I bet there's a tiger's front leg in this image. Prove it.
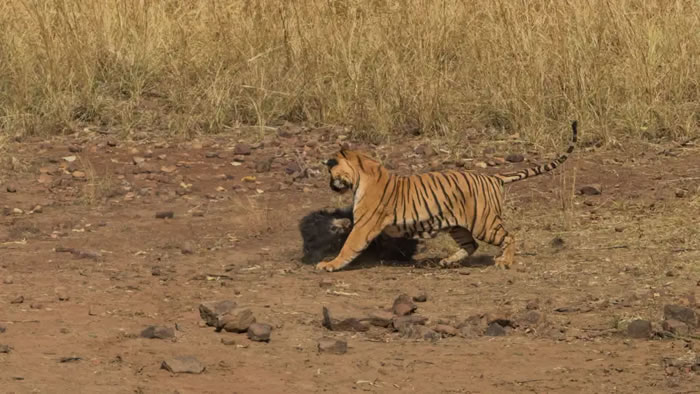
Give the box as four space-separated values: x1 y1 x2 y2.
315 224 384 272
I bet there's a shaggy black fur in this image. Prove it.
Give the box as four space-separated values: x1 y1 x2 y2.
299 206 418 265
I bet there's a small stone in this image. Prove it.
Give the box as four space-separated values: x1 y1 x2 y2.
317 338 347 354
663 304 697 327
526 300 539 310
247 323 271 342
415 144 436 157
55 287 70 301
662 320 689 336
319 278 334 288
155 211 174 219
675 189 686 198
435 324 458 337
412 294 427 303
579 184 602 196
72 171 86 179
399 324 440 341
392 294 417 316
30 303 43 310
221 338 237 346
205 152 220 159
221 309 256 333
486 160 497 167
132 156 146 165
68 145 82 153
161 356 205 374
506 153 525 163
199 300 237 328
234 144 252 156
11 295 24 304
255 158 273 173
0 344 11 353
519 310 544 326
3 276 13 285
485 322 507 336
6 185 17 193
140 325 175 339
627 319 652 339
474 161 488 169
0 325 6 333
180 242 194 255
366 310 394 328
392 315 429 330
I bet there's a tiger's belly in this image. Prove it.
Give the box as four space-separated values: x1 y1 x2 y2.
383 218 449 240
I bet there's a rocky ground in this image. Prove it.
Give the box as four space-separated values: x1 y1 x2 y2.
0 124 699 393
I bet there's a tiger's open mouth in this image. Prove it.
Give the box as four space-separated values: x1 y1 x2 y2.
330 178 351 193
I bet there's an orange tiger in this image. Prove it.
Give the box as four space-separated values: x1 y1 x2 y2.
316 121 578 272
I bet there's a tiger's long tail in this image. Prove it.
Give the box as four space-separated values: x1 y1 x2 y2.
495 121 577 185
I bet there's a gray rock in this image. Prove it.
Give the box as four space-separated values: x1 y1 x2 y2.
0 344 11 353
506 153 525 163
247 323 271 342
199 300 237 328
663 304 698 327
485 322 507 336
234 144 252 156
399 324 439 341
366 310 394 328
627 319 652 339
579 184 602 196
317 338 347 354
392 315 429 331
392 294 417 316
662 319 690 336
161 356 205 374
412 294 428 303
221 308 256 333
140 325 175 339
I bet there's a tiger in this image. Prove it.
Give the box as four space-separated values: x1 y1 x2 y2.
315 121 578 272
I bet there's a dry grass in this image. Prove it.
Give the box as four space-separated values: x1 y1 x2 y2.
1 0 698 147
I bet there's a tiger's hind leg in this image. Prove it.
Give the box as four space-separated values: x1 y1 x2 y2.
439 227 479 268
477 217 515 269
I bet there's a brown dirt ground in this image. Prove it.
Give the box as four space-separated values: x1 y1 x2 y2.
1 126 699 393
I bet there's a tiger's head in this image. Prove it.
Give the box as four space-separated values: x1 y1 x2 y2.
321 149 380 194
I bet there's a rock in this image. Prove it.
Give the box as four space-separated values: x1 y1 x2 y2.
6 185 17 193
518 310 544 326
662 320 689 336
0 344 11 353
398 324 440 341
322 307 369 332
3 276 13 285
526 300 539 310
485 322 507 336
434 324 458 337
68 145 82 153
412 294 428 303
392 315 429 330
10 295 24 304
247 323 271 342
392 294 417 316
72 171 86 179
414 144 436 157
579 184 602 196
221 338 237 346
161 356 205 374
366 310 394 328
675 189 686 198
0 325 5 333
132 156 146 165
234 144 252 156
663 305 697 327
155 211 174 219
140 325 175 339
627 319 652 339
55 287 70 301
205 152 220 159
486 160 497 167
221 309 256 333
474 161 488 169
199 300 237 328
318 278 334 288
317 338 347 354
30 303 43 309
506 153 525 163
180 242 194 255
255 158 273 173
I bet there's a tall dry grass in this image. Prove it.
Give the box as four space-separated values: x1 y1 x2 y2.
0 0 698 147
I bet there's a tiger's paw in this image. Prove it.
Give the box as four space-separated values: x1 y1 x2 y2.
315 260 340 272
438 258 461 269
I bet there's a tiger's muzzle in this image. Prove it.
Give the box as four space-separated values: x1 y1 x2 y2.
330 178 352 193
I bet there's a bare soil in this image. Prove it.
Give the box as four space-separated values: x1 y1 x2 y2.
1 127 698 393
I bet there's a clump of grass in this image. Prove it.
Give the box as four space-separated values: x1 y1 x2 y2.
0 0 698 147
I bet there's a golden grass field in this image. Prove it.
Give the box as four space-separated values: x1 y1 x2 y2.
0 0 698 147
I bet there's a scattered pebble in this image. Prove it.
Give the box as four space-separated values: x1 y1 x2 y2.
234 144 252 156
0 325 6 334
161 356 205 374
474 161 488 169
3 276 13 285
663 304 697 327
140 325 175 339
247 323 271 342
221 308 256 333
155 211 174 219
0 344 12 353
6 185 17 193
180 242 194 255
199 300 237 328
627 319 651 339
392 294 417 316
506 153 525 163
221 338 237 346
412 294 428 303
317 338 347 355
10 295 24 304
579 184 602 196
55 287 70 301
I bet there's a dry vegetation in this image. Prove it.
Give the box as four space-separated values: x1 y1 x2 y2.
1 0 698 147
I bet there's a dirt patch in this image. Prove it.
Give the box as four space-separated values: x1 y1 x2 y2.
1 128 699 392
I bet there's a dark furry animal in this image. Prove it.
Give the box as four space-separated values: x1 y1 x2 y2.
299 206 418 265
